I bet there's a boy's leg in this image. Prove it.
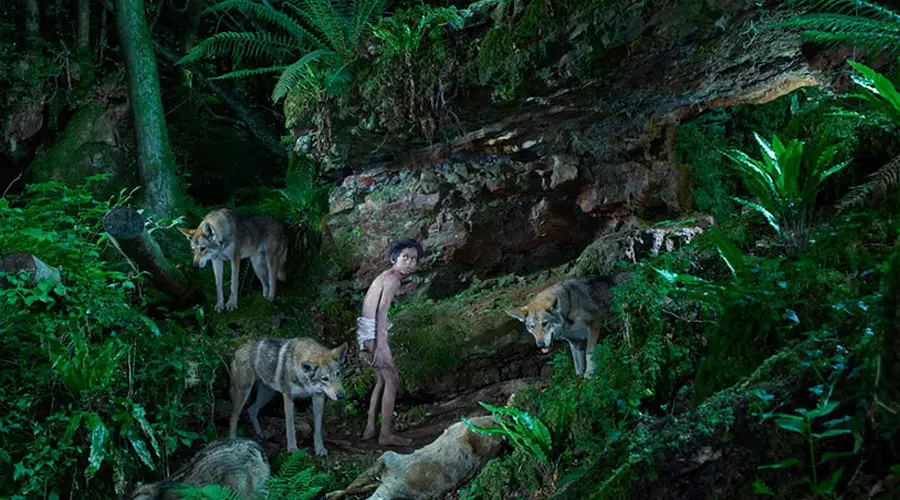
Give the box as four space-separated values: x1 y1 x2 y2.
362 339 383 441
378 363 412 447
363 370 384 440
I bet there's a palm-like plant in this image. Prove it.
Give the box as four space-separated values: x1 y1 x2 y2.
179 0 392 108
722 132 850 251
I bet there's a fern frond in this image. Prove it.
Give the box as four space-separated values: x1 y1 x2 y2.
271 49 338 102
788 0 900 22
170 483 242 500
265 451 331 500
295 0 352 55
202 0 321 48
209 64 287 80
772 0 900 56
351 0 392 48
177 31 308 65
801 31 900 57
283 1 342 52
836 153 900 213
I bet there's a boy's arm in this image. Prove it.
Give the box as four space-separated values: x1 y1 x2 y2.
372 276 399 363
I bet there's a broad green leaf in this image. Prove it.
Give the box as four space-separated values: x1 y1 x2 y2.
138 315 161 336
811 428 851 440
83 412 108 478
758 458 801 469
774 418 806 434
807 400 839 419
132 404 161 457
127 429 155 470
64 412 83 445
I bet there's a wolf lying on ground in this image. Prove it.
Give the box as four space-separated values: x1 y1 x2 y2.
128 438 270 500
325 415 504 500
506 276 615 377
178 208 287 312
230 337 348 456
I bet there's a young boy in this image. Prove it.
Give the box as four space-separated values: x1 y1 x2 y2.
358 238 423 446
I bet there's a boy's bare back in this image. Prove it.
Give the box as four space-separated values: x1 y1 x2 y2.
360 269 401 321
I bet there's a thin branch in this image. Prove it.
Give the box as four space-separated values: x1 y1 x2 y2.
3 173 23 198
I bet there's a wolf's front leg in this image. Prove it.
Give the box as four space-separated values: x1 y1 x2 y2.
283 394 298 452
312 394 328 456
212 259 226 312
568 340 587 376
226 256 240 311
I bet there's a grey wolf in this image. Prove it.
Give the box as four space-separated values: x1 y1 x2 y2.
178 208 287 312
506 276 615 376
359 238 423 447
325 415 504 500
128 438 270 500
229 337 348 456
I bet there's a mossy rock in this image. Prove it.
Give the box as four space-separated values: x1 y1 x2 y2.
28 104 136 198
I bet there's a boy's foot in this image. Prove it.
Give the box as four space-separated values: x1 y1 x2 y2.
378 433 412 447
362 424 377 441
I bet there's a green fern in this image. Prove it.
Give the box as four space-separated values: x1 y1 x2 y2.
202 0 324 47
169 483 243 500
178 31 308 66
265 451 331 500
771 0 900 57
837 153 900 213
181 0 393 104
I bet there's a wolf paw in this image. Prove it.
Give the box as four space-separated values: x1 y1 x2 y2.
314 446 329 457
225 299 238 311
215 302 225 313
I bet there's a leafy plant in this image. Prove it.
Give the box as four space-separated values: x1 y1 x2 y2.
835 61 900 213
463 402 552 462
266 450 331 500
0 177 224 498
755 352 856 498
654 228 755 307
722 132 850 251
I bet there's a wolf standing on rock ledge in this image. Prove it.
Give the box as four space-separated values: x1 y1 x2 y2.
359 238 423 447
507 276 616 377
178 208 287 312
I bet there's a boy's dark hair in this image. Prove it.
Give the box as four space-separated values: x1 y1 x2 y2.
388 238 424 262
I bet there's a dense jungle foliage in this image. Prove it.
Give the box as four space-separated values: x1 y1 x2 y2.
3 0 900 498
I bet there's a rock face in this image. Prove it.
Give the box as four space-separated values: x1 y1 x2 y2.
326 153 682 297
326 5 830 297
26 85 135 197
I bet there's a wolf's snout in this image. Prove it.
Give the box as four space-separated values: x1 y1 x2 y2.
336 389 345 399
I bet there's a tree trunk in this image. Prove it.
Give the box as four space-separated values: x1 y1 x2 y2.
76 0 93 84
115 0 185 219
0 253 61 289
77 0 90 53
103 207 201 304
25 0 39 45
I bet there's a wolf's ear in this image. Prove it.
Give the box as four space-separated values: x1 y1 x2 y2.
506 308 527 322
201 222 214 237
300 362 317 374
551 297 562 313
177 226 194 239
332 342 348 364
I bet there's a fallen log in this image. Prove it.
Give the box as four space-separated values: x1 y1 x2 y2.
0 253 61 288
103 206 201 304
